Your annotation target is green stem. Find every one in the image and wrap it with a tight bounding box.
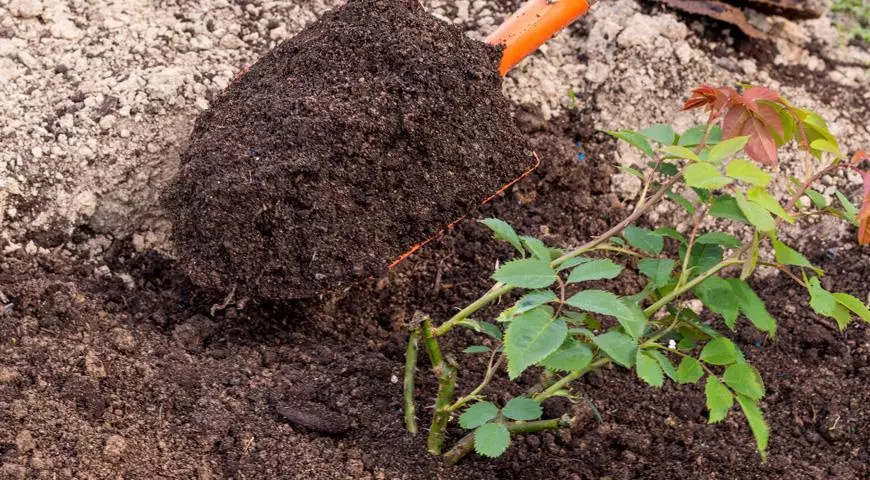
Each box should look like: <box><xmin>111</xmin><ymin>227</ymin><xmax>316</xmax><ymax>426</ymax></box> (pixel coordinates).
<box><xmin>442</xmin><ymin>415</ymin><xmax>575</xmax><ymax>465</ymax></box>
<box><xmin>427</xmin><ymin>360</ymin><xmax>457</xmax><ymax>455</ymax></box>
<box><xmin>590</xmin><ymin>244</ymin><xmax>647</xmax><ymax>258</ymax></box>
<box><xmin>551</xmin><ymin>167</ymin><xmax>687</xmax><ymax>267</ymax></box>
<box><xmin>404</xmin><ymin>329</ymin><xmax>420</xmax><ymax>435</ymax></box>
<box><xmin>447</xmin><ymin>353</ymin><xmax>503</xmax><ymax>412</ymax></box>
<box><xmin>421</xmin><ymin>317</ymin><xmax>444</xmax><ymax>370</ymax></box>
<box><xmin>534</xmin><ymin>358</ymin><xmax>610</xmax><ymax>402</ymax></box>
<box><xmin>677</xmin><ymin>205</ymin><xmax>708</xmax><ymax>288</ymax></box>
<box><xmin>433</xmin><ymin>283</ymin><xmax>514</xmax><ymax>337</ymax></box>
<box><xmin>643</xmin><ymin>259</ymin><xmax>743</xmax><ymax>317</ymax></box>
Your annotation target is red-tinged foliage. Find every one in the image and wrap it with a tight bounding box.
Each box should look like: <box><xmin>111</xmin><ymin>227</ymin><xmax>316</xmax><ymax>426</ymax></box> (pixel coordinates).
<box><xmin>723</xmin><ymin>102</ymin><xmax>783</xmax><ymax>166</ymax></box>
<box><xmin>852</xmin><ymin>151</ymin><xmax>870</xmax><ymax>246</ymax></box>
<box><xmin>682</xmin><ymin>84</ymin><xmax>736</xmax><ymax>118</ymax></box>
<box><xmin>859</xmin><ymin>169</ymin><xmax>870</xmax><ymax>246</ymax></box>
<box><xmin>684</xmin><ymin>85</ymin><xmax>788</xmax><ymax>166</ymax></box>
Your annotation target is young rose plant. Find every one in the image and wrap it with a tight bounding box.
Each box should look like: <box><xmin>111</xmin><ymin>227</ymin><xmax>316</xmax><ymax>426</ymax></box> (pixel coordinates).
<box><xmin>402</xmin><ymin>84</ymin><xmax>870</xmax><ymax>464</ymax></box>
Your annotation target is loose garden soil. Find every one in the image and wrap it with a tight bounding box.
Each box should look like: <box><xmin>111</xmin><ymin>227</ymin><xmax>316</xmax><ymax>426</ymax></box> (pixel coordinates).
<box><xmin>163</xmin><ymin>0</ymin><xmax>531</xmax><ymax>301</ymax></box>
<box><xmin>1</xmin><ymin>107</ymin><xmax>868</xmax><ymax>478</ymax></box>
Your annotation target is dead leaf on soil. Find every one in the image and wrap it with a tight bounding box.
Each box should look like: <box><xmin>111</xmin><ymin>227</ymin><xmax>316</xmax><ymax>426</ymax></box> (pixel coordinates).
<box><xmin>734</xmin><ymin>0</ymin><xmax>824</xmax><ymax>20</ymax></box>
<box><xmin>659</xmin><ymin>0</ymin><xmax>766</xmax><ymax>39</ymax></box>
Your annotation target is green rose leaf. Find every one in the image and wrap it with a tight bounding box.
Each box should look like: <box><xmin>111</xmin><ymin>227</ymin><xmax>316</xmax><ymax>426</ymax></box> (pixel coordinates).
<box><xmin>521</xmin><ymin>235</ymin><xmax>552</xmax><ymax>261</ymax></box>
<box><xmin>723</xmin><ymin>363</ymin><xmax>764</xmax><ymax>401</ymax></box>
<box><xmin>705</xmin><ymin>376</ymin><xmax>734</xmax><ymax>423</ymax></box>
<box><xmin>661</xmin><ymin>144</ymin><xmax>701</xmax><ymax>162</ymax></box>
<box><xmin>707</xmin><ymin>136</ymin><xmax>750</xmax><ymax>164</ymax></box>
<box><xmin>699</xmin><ymin>337</ymin><xmax>739</xmax><ymax>365</ymax></box>
<box><xmin>607</xmin><ymin>130</ymin><xmax>655</xmax><ymax>157</ymax></box>
<box><xmin>514</xmin><ymin>290</ymin><xmax>559</xmax><ymax>315</ymax></box>
<box><xmin>696</xmin><ymin>232</ymin><xmax>741</xmax><ymax>248</ymax></box>
<box><xmin>459</xmin><ymin>402</ymin><xmax>499</xmax><ymax>429</ymax></box>
<box><xmin>676</xmin><ymin>357</ymin><xmax>704</xmax><ymax>384</ymax></box>
<box><xmin>638</xmin><ymin>258</ymin><xmax>676</xmax><ymax>287</ymax></box>
<box><xmin>735</xmin><ymin>192</ymin><xmax>775</xmax><ymax>232</ymax></box>
<box><xmin>623</xmin><ymin>225</ymin><xmax>664</xmax><ymax>255</ymax></box>
<box><xmin>684</xmin><ymin>162</ymin><xmax>733</xmax><ymax>189</ymax></box>
<box><xmin>771</xmin><ymin>235</ymin><xmax>816</xmax><ymax>272</ymax></box>
<box><xmin>502</xmin><ymin>397</ymin><xmax>543</xmax><ymax>421</ymax></box>
<box><xmin>492</xmin><ymin>259</ymin><xmax>557</xmax><ymax>289</ymax></box>
<box><xmin>541</xmin><ymin>338</ymin><xmax>593</xmax><ymax>372</ymax></box>
<box><xmin>693</xmin><ymin>276</ymin><xmax>739</xmax><ymax>329</ymax></box>
<box><xmin>474</xmin><ymin>423</ymin><xmax>511</xmax><ymax>458</ymax></box>
<box><xmin>566</xmin><ymin>259</ymin><xmax>624</xmax><ymax>284</ymax></box>
<box><xmin>737</xmin><ymin>396</ymin><xmax>769</xmax><ymax>461</ymax></box>
<box><xmin>504</xmin><ymin>307</ymin><xmax>567</xmax><ymax>379</ymax></box>
<box><xmin>726</xmin><ymin>278</ymin><xmax>776</xmax><ymax>335</ymax></box>
<box><xmin>710</xmin><ymin>195</ymin><xmax>750</xmax><ymax>224</ymax></box>
<box><xmin>747</xmin><ymin>186</ymin><xmax>795</xmax><ymax>224</ymax></box>
<box><xmin>807</xmin><ymin>276</ymin><xmax>837</xmax><ymax>317</ymax></box>
<box><xmin>647</xmin><ymin>350</ymin><xmax>678</xmax><ymax>381</ymax></box>
<box><xmin>566</xmin><ymin>290</ymin><xmax>646</xmax><ymax>339</ymax></box>
<box><xmin>640</xmin><ymin>124</ymin><xmax>677</xmax><ymax>145</ymax></box>
<box><xmin>636</xmin><ymin>351</ymin><xmax>664</xmax><ymax>388</ymax></box>
<box><xmin>726</xmin><ymin>158</ymin><xmax>771</xmax><ymax>187</ymax></box>
<box><xmin>833</xmin><ymin>292</ymin><xmax>870</xmax><ymax>323</ymax></box>
<box><xmin>480</xmin><ymin>218</ymin><xmax>524</xmax><ymax>255</ymax></box>
<box><xmin>593</xmin><ymin>331</ymin><xmax>637</xmax><ymax>368</ymax></box>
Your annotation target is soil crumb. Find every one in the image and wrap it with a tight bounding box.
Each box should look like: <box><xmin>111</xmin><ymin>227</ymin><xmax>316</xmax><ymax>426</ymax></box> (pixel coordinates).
<box><xmin>163</xmin><ymin>0</ymin><xmax>531</xmax><ymax>300</ymax></box>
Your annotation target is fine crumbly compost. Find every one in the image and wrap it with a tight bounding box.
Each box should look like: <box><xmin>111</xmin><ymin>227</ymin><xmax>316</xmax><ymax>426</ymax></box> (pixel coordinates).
<box><xmin>163</xmin><ymin>0</ymin><xmax>531</xmax><ymax>300</ymax></box>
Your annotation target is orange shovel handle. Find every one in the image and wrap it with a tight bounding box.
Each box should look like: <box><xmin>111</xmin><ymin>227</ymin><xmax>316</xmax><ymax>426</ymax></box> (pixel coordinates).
<box><xmin>487</xmin><ymin>0</ymin><xmax>594</xmax><ymax>76</ymax></box>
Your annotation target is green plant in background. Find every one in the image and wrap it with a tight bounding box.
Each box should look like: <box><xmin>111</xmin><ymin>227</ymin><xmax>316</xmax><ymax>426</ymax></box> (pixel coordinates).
<box><xmin>832</xmin><ymin>0</ymin><xmax>870</xmax><ymax>43</ymax></box>
<box><xmin>403</xmin><ymin>84</ymin><xmax>870</xmax><ymax>464</ymax></box>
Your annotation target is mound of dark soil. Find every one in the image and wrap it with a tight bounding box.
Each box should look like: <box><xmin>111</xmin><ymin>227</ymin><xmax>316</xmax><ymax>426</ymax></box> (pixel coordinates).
<box><xmin>163</xmin><ymin>0</ymin><xmax>531</xmax><ymax>301</ymax></box>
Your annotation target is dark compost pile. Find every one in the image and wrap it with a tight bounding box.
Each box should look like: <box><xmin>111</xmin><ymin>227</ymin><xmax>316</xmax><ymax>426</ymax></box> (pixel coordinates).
<box><xmin>163</xmin><ymin>0</ymin><xmax>532</xmax><ymax>300</ymax></box>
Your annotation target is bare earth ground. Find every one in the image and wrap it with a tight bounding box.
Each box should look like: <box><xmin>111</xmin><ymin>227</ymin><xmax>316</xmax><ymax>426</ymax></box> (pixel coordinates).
<box><xmin>1</xmin><ymin>0</ymin><xmax>869</xmax><ymax>478</ymax></box>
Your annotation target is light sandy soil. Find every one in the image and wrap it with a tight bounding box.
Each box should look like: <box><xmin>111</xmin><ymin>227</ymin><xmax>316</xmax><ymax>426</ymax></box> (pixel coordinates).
<box><xmin>0</xmin><ymin>0</ymin><xmax>867</xmax><ymax>277</ymax></box>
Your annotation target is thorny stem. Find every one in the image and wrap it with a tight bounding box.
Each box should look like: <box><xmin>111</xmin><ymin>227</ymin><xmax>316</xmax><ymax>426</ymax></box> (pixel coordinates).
<box><xmin>442</xmin><ymin>416</ymin><xmax>575</xmax><ymax>465</ymax></box>
<box><xmin>643</xmin><ymin>258</ymin><xmax>744</xmax><ymax>317</ymax></box>
<box><xmin>534</xmin><ymin>358</ymin><xmax>611</xmax><ymax>402</ymax></box>
<box><xmin>421</xmin><ymin>317</ymin><xmax>444</xmax><ymax>371</ymax></box>
<box><xmin>677</xmin><ymin>204</ymin><xmax>709</xmax><ymax>288</ymax></box>
<box><xmin>551</xmin><ymin>167</ymin><xmax>687</xmax><ymax>267</ymax></box>
<box><xmin>420</xmin><ymin>315</ymin><xmax>458</xmax><ymax>454</ymax></box>
<box><xmin>404</xmin><ymin>329</ymin><xmax>421</xmax><ymax>434</ymax></box>
<box><xmin>427</xmin><ymin>359</ymin><xmax>458</xmax><ymax>455</ymax></box>
<box><xmin>433</xmin><ymin>283</ymin><xmax>513</xmax><ymax>337</ymax></box>
<box><xmin>447</xmin><ymin>353</ymin><xmax>504</xmax><ymax>413</ymax></box>
<box><xmin>758</xmin><ymin>261</ymin><xmax>807</xmax><ymax>288</ymax></box>
<box><xmin>782</xmin><ymin>162</ymin><xmax>845</xmax><ymax>217</ymax></box>
<box><xmin>643</xmin><ymin>313</ymin><xmax>683</xmax><ymax>346</ymax></box>
<box><xmin>590</xmin><ymin>244</ymin><xmax>647</xmax><ymax>258</ymax></box>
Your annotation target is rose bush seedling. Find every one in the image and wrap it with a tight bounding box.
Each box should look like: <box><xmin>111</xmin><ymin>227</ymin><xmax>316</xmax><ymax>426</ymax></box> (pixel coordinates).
<box><xmin>403</xmin><ymin>84</ymin><xmax>870</xmax><ymax>464</ymax></box>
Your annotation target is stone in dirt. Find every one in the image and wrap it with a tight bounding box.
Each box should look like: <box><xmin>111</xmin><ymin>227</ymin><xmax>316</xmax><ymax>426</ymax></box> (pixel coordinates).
<box><xmin>163</xmin><ymin>0</ymin><xmax>531</xmax><ymax>301</ymax></box>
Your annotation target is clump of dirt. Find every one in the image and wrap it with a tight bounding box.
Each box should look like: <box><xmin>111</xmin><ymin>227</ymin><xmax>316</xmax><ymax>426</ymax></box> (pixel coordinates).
<box><xmin>163</xmin><ymin>0</ymin><xmax>532</xmax><ymax>301</ymax></box>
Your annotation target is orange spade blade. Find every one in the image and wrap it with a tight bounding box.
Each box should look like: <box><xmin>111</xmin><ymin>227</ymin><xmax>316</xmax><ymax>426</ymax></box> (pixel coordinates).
<box><xmin>487</xmin><ymin>0</ymin><xmax>592</xmax><ymax>76</ymax></box>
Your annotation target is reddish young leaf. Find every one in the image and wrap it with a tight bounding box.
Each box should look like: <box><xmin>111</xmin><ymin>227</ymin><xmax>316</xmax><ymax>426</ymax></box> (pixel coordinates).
<box><xmin>683</xmin><ymin>85</ymin><xmax>737</xmax><ymax>119</ymax></box>
<box><xmin>852</xmin><ymin>150</ymin><xmax>867</xmax><ymax>165</ymax></box>
<box><xmin>741</xmin><ymin>86</ymin><xmax>781</xmax><ymax>104</ymax></box>
<box><xmin>859</xmin><ymin>170</ymin><xmax>870</xmax><ymax>246</ymax></box>
<box><xmin>723</xmin><ymin>104</ymin><xmax>780</xmax><ymax>166</ymax></box>
<box><xmin>721</xmin><ymin>88</ymin><xmax>786</xmax><ymax>166</ymax></box>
